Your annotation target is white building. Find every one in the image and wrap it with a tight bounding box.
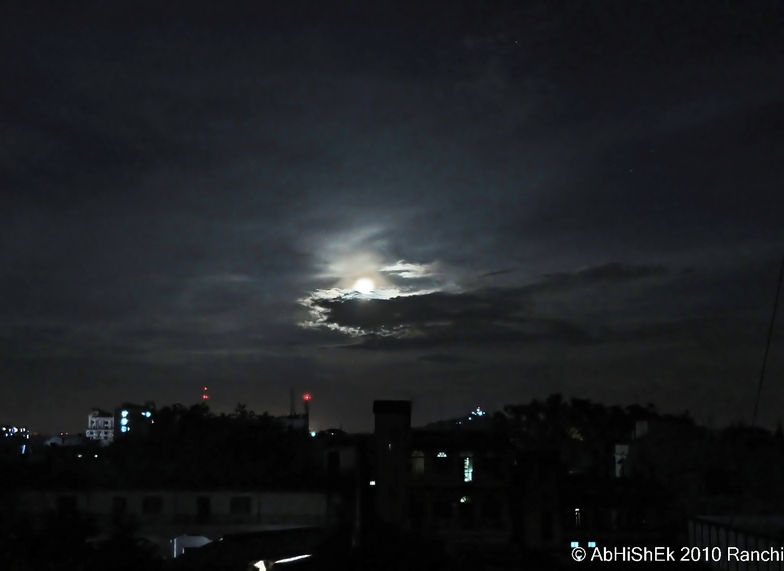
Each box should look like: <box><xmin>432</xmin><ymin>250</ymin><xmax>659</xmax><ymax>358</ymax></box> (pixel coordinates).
<box><xmin>85</xmin><ymin>409</ymin><xmax>114</xmax><ymax>446</ymax></box>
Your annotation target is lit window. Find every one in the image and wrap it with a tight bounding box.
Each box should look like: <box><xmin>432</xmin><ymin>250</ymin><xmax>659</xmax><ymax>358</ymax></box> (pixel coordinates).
<box><xmin>411</xmin><ymin>451</ymin><xmax>425</xmax><ymax>475</ymax></box>
<box><xmin>463</xmin><ymin>455</ymin><xmax>474</xmax><ymax>482</ymax></box>
<box><xmin>369</xmin><ymin>480</ymin><xmax>376</xmax><ymax>486</ymax></box>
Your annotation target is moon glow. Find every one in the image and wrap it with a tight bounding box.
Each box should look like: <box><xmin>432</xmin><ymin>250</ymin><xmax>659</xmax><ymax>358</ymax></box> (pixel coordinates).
<box><xmin>353</xmin><ymin>277</ymin><xmax>375</xmax><ymax>294</ymax></box>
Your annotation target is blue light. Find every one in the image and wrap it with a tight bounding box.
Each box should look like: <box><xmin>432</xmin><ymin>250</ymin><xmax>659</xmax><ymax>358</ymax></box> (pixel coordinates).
<box><xmin>571</xmin><ymin>541</ymin><xmax>579</xmax><ymax>548</ymax></box>
<box><xmin>588</xmin><ymin>541</ymin><xmax>596</xmax><ymax>548</ymax></box>
<box><xmin>120</xmin><ymin>418</ymin><xmax>128</xmax><ymax>426</ymax></box>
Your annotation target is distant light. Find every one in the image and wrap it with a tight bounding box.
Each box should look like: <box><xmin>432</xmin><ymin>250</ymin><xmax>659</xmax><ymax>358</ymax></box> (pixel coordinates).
<box><xmin>120</xmin><ymin>418</ymin><xmax>128</xmax><ymax>426</ymax></box>
<box><xmin>460</xmin><ymin>496</ymin><xmax>470</xmax><ymax>503</ymax></box>
<box><xmin>369</xmin><ymin>480</ymin><xmax>376</xmax><ymax>486</ymax></box>
<box><xmin>204</xmin><ymin>387</ymin><xmax>208</xmax><ymax>391</ymax></box>
<box><xmin>21</xmin><ymin>444</ymin><xmax>26</xmax><ymax>454</ymax></box>
<box><xmin>253</xmin><ymin>561</ymin><xmax>267</xmax><ymax>571</ymax></box>
<box><xmin>588</xmin><ymin>541</ymin><xmax>596</xmax><ymax>548</ymax></box>
<box><xmin>437</xmin><ymin>452</ymin><xmax>447</xmax><ymax>458</ymax></box>
<box><xmin>77</xmin><ymin>454</ymin><xmax>83</xmax><ymax>458</ymax></box>
<box><xmin>121</xmin><ymin>410</ymin><xmax>128</xmax><ymax>417</ymax></box>
<box><xmin>303</xmin><ymin>393</ymin><xmax>311</xmax><ymax>401</ymax></box>
<box><xmin>94</xmin><ymin>454</ymin><xmax>98</xmax><ymax>458</ymax></box>
<box><xmin>571</xmin><ymin>541</ymin><xmax>579</xmax><ymax>548</ymax></box>
<box><xmin>310</xmin><ymin>431</ymin><xmax>316</xmax><ymax>437</ymax></box>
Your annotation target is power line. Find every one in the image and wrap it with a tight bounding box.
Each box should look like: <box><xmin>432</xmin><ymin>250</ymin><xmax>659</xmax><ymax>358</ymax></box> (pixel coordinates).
<box><xmin>751</xmin><ymin>255</ymin><xmax>784</xmax><ymax>428</ymax></box>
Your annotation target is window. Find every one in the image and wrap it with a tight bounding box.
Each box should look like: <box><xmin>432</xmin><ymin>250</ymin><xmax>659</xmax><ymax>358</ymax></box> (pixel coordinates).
<box><xmin>409</xmin><ymin>495</ymin><xmax>425</xmax><ymax>525</ymax></box>
<box><xmin>434</xmin><ymin>452</ymin><xmax>450</xmax><ymax>473</ymax></box>
<box><xmin>462</xmin><ymin>454</ymin><xmax>473</xmax><ymax>482</ymax></box>
<box><xmin>230</xmin><ymin>496</ymin><xmax>252</xmax><ymax>515</ymax></box>
<box><xmin>411</xmin><ymin>451</ymin><xmax>425</xmax><ymax>475</ymax></box>
<box><xmin>142</xmin><ymin>496</ymin><xmax>163</xmax><ymax>515</ymax></box>
<box><xmin>112</xmin><ymin>496</ymin><xmax>128</xmax><ymax>514</ymax></box>
<box><xmin>482</xmin><ymin>454</ymin><xmax>502</xmax><ymax>476</ymax></box>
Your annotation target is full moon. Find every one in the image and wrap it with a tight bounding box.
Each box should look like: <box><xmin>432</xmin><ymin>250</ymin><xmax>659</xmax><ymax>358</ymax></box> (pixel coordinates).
<box><xmin>353</xmin><ymin>277</ymin><xmax>375</xmax><ymax>294</ymax></box>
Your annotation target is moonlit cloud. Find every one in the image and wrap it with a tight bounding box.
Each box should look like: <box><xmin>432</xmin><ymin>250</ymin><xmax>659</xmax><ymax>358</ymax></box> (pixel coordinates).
<box><xmin>379</xmin><ymin>261</ymin><xmax>440</xmax><ymax>279</ymax></box>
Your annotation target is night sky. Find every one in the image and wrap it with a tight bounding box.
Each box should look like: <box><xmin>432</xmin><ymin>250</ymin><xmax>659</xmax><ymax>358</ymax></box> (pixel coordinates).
<box><xmin>3</xmin><ymin>0</ymin><xmax>784</xmax><ymax>435</ymax></box>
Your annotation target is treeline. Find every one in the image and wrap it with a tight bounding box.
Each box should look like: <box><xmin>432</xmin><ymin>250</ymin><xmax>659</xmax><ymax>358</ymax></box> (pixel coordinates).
<box><xmin>107</xmin><ymin>403</ymin><xmax>324</xmax><ymax>489</ymax></box>
<box><xmin>1</xmin><ymin>403</ymin><xmax>325</xmax><ymax>491</ymax></box>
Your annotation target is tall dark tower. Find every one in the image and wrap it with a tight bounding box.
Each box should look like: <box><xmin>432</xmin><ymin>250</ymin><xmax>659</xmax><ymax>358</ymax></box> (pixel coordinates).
<box><xmin>290</xmin><ymin>388</ymin><xmax>297</xmax><ymax>416</ymax></box>
<box><xmin>372</xmin><ymin>400</ymin><xmax>411</xmax><ymax>526</ymax></box>
<box><xmin>303</xmin><ymin>393</ymin><xmax>311</xmax><ymax>431</ymax></box>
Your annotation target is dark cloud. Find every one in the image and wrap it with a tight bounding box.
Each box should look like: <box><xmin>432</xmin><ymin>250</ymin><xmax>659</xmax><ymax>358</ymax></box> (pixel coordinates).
<box><xmin>1</xmin><ymin>0</ymin><xmax>783</xmax><ymax>432</ymax></box>
<box><xmin>417</xmin><ymin>354</ymin><xmax>478</xmax><ymax>365</ymax></box>
<box><xmin>544</xmin><ymin>263</ymin><xmax>668</xmax><ymax>284</ymax></box>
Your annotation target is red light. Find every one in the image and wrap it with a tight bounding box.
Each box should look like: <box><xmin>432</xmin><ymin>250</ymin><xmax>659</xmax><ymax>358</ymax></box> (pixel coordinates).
<box><xmin>303</xmin><ymin>394</ymin><xmax>311</xmax><ymax>401</ymax></box>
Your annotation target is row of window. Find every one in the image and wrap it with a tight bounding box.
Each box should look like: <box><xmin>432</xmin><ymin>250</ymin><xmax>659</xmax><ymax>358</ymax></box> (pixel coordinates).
<box><xmin>410</xmin><ymin>451</ymin><xmax>502</xmax><ymax>480</ymax></box>
<box><xmin>57</xmin><ymin>495</ymin><xmax>256</xmax><ymax>516</ymax></box>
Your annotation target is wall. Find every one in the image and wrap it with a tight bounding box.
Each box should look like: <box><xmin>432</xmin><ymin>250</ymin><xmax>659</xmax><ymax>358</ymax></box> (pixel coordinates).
<box><xmin>690</xmin><ymin>517</ymin><xmax>784</xmax><ymax>571</ymax></box>
<box><xmin>14</xmin><ymin>490</ymin><xmax>330</xmax><ymax>543</ymax></box>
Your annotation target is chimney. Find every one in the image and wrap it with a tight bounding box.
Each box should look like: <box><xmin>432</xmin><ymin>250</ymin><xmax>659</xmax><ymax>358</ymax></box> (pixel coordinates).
<box><xmin>372</xmin><ymin>400</ymin><xmax>412</xmax><ymax>526</ymax></box>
